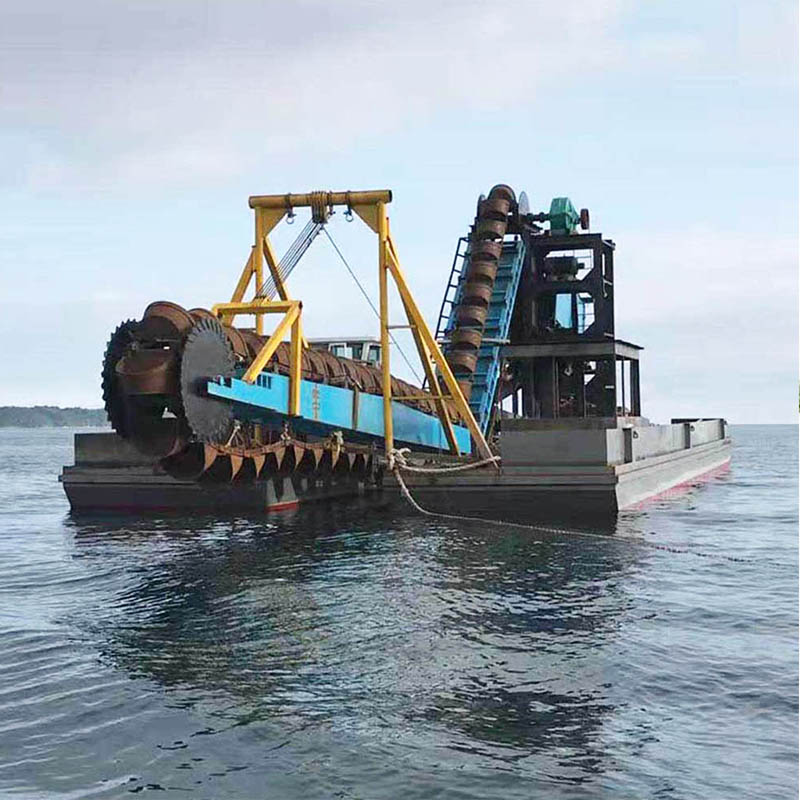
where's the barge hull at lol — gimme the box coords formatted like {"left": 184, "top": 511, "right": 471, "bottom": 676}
{"left": 60, "top": 433, "right": 370, "bottom": 513}
{"left": 392, "top": 438, "right": 731, "bottom": 522}
{"left": 61, "top": 419, "right": 730, "bottom": 521}
{"left": 388, "top": 418, "right": 732, "bottom": 522}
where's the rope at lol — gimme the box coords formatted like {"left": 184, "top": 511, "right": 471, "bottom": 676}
{"left": 323, "top": 228, "right": 423, "bottom": 384}
{"left": 387, "top": 450, "right": 784, "bottom": 568}
{"left": 388, "top": 447, "right": 500, "bottom": 474}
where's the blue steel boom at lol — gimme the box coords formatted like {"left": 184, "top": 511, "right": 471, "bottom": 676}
{"left": 208, "top": 373, "right": 471, "bottom": 453}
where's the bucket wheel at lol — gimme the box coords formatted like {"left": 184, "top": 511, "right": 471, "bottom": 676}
{"left": 101, "top": 319, "right": 139, "bottom": 436}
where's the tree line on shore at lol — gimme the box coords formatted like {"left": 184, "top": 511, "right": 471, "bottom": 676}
{"left": 0, "top": 406, "right": 108, "bottom": 428}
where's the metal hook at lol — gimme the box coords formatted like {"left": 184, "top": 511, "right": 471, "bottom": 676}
{"left": 345, "top": 190, "right": 354, "bottom": 222}
{"left": 284, "top": 193, "right": 296, "bottom": 224}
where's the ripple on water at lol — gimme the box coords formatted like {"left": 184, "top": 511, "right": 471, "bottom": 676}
{"left": 0, "top": 425, "right": 796, "bottom": 799}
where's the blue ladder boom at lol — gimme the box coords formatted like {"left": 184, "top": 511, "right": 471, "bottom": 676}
{"left": 440, "top": 237, "right": 526, "bottom": 434}
{"left": 207, "top": 372, "right": 472, "bottom": 454}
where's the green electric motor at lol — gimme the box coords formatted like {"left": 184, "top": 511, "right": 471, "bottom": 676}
{"left": 527, "top": 197, "right": 590, "bottom": 235}
{"left": 548, "top": 197, "right": 580, "bottom": 235}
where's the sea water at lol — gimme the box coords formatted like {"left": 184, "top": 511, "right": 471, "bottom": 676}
{"left": 0, "top": 425, "right": 796, "bottom": 799}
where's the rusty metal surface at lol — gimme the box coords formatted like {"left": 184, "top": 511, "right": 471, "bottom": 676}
{"left": 160, "top": 434, "right": 377, "bottom": 484}
{"left": 445, "top": 184, "right": 516, "bottom": 390}
{"left": 126, "top": 415, "right": 188, "bottom": 459}
{"left": 139, "top": 301, "right": 195, "bottom": 341}
{"left": 116, "top": 349, "right": 177, "bottom": 396}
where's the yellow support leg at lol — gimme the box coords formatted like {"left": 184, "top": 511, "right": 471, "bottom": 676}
{"left": 221, "top": 249, "right": 255, "bottom": 326}
{"left": 377, "top": 203, "right": 394, "bottom": 455}
{"left": 241, "top": 302, "right": 301, "bottom": 384}
{"left": 385, "top": 230, "right": 459, "bottom": 454}
{"left": 263, "top": 234, "right": 309, "bottom": 349}
{"left": 254, "top": 210, "right": 265, "bottom": 335}
{"left": 289, "top": 314, "right": 302, "bottom": 415}
{"left": 397, "top": 294, "right": 459, "bottom": 454}
{"left": 262, "top": 235, "right": 287, "bottom": 301}
{"left": 384, "top": 236, "right": 494, "bottom": 462}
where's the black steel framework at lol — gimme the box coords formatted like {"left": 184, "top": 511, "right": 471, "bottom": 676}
{"left": 500, "top": 227, "right": 643, "bottom": 421}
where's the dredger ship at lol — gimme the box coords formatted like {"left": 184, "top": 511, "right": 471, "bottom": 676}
{"left": 60, "top": 186, "right": 731, "bottom": 521}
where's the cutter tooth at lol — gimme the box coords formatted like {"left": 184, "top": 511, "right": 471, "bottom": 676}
{"left": 251, "top": 453, "right": 266, "bottom": 478}
{"left": 229, "top": 453, "right": 244, "bottom": 481}
{"left": 202, "top": 443, "right": 219, "bottom": 473}
{"left": 264, "top": 450, "right": 280, "bottom": 475}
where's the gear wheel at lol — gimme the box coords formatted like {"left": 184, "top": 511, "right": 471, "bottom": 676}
{"left": 180, "top": 316, "right": 236, "bottom": 445}
{"left": 101, "top": 319, "right": 139, "bottom": 436}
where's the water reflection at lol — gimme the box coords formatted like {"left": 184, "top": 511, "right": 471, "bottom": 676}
{"left": 66, "top": 500, "right": 644, "bottom": 778}
{"left": 2, "top": 426, "right": 794, "bottom": 798}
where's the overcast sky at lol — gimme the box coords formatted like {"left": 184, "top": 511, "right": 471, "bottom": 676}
{"left": 0, "top": 0, "right": 797, "bottom": 423}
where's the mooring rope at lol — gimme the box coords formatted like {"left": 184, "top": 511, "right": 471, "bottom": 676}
{"left": 389, "top": 447, "right": 501, "bottom": 474}
{"left": 387, "top": 449, "right": 785, "bottom": 568}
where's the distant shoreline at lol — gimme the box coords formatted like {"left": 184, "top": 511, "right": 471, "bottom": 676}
{"left": 0, "top": 407, "right": 108, "bottom": 428}
{"left": 0, "top": 406, "right": 794, "bottom": 429}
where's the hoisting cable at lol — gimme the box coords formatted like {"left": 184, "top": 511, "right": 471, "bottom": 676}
{"left": 323, "top": 228, "right": 423, "bottom": 384}
{"left": 256, "top": 218, "right": 325, "bottom": 299}
{"left": 386, "top": 448, "right": 786, "bottom": 569}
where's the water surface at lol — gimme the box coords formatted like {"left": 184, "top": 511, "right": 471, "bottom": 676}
{"left": 0, "top": 425, "right": 796, "bottom": 798}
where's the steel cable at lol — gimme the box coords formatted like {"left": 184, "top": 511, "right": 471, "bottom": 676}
{"left": 256, "top": 219, "right": 324, "bottom": 299}
{"left": 322, "top": 228, "right": 422, "bottom": 384}
{"left": 388, "top": 453, "right": 783, "bottom": 568}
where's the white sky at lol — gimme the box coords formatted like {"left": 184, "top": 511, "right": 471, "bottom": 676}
{"left": 0, "top": 0, "right": 797, "bottom": 423}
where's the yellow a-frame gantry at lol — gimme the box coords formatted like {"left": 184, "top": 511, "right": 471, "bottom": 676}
{"left": 210, "top": 189, "right": 494, "bottom": 462}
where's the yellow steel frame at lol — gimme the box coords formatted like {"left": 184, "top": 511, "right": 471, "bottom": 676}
{"left": 214, "top": 189, "right": 493, "bottom": 461}
{"left": 211, "top": 299, "right": 303, "bottom": 416}
{"left": 220, "top": 206, "right": 307, "bottom": 347}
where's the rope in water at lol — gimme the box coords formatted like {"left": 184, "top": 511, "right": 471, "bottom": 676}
{"left": 386, "top": 449, "right": 784, "bottom": 568}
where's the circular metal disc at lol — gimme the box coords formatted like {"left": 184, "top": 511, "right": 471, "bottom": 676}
{"left": 180, "top": 317, "right": 236, "bottom": 445}
{"left": 518, "top": 191, "right": 530, "bottom": 217}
